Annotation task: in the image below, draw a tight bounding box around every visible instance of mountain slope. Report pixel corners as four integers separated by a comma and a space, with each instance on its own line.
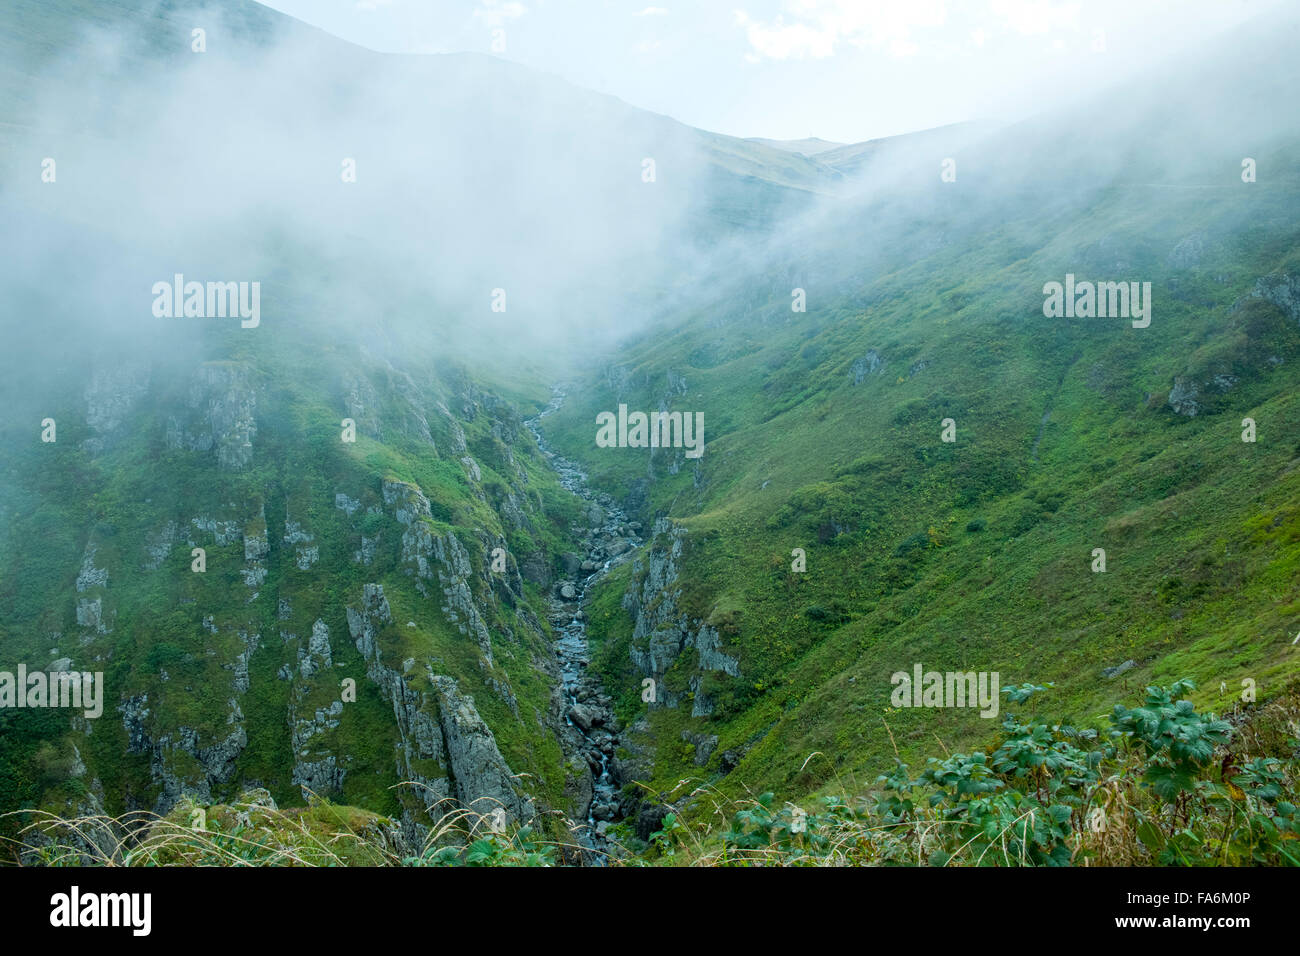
2, 0, 1298, 861
541, 12, 1300, 813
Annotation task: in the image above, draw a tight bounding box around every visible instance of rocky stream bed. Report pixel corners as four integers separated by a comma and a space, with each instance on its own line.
525, 387, 644, 863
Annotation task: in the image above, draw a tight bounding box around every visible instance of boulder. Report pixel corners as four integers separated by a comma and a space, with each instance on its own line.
1102, 659, 1136, 679
568, 704, 599, 733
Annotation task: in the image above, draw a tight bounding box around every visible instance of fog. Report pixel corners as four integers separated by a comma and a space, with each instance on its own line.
1, 0, 1297, 411
0, 1, 725, 395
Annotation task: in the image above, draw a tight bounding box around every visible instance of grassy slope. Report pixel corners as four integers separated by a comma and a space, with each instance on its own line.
546, 170, 1300, 809
0, 318, 587, 828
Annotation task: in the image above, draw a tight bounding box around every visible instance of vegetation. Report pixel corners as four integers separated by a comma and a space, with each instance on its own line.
10, 683, 1294, 866
547, 170, 1300, 814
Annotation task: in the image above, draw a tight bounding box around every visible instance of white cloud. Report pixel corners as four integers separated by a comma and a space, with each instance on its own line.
632, 6, 669, 16
987, 0, 1081, 36
473, 0, 528, 28
733, 1, 948, 60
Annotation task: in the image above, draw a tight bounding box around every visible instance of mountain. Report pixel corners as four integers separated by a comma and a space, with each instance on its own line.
1, 0, 1298, 865
747, 136, 846, 157
540, 13, 1300, 807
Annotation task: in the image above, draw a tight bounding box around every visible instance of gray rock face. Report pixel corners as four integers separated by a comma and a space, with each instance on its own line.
76, 597, 106, 633
521, 551, 551, 587
343, 372, 383, 440
232, 629, 260, 693
75, 545, 108, 592
1248, 273, 1300, 323
166, 364, 257, 471
604, 364, 634, 393
298, 619, 332, 678
291, 700, 346, 795
384, 479, 436, 579
118, 694, 248, 814
498, 492, 530, 532
1167, 232, 1206, 269
389, 366, 436, 448
1102, 659, 1136, 679
343, 583, 528, 833
850, 349, 884, 384
435, 402, 468, 455
346, 583, 394, 663
84, 363, 150, 454
681, 731, 719, 766
689, 674, 714, 717
687, 625, 740, 678
354, 535, 377, 566
430, 676, 529, 823
191, 515, 241, 546
622, 519, 741, 710
283, 513, 318, 569
143, 521, 178, 570
244, 510, 269, 561
240, 505, 271, 597
345, 584, 452, 831
429, 532, 495, 664
1168, 380, 1200, 417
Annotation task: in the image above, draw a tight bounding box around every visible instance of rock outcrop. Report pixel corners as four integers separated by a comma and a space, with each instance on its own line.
84, 363, 150, 454
1247, 272, 1300, 324
345, 583, 528, 839
166, 363, 257, 471
622, 519, 741, 712
849, 349, 885, 384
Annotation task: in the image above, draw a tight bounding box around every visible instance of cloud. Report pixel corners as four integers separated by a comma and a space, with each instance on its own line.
473, 0, 527, 28
987, 0, 1081, 36
734, 0, 948, 60
632, 6, 669, 15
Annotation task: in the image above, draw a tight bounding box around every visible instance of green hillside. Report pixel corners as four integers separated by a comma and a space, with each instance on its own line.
541, 31, 1300, 813
0, 0, 1297, 868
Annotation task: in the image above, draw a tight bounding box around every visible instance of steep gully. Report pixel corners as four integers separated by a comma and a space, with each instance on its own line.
525, 387, 643, 863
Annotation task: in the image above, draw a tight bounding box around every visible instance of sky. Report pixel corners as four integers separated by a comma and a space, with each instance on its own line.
254, 0, 1285, 144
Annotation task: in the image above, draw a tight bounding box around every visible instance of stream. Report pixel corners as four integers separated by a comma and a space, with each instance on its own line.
524, 386, 642, 864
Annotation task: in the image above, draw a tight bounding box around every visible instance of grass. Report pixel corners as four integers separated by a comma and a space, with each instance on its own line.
544, 168, 1300, 820
12, 683, 1295, 867
0, 328, 589, 839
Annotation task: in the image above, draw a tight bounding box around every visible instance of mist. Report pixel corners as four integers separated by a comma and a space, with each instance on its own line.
3, 0, 1297, 412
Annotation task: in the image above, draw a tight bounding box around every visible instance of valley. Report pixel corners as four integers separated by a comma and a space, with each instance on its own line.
527, 388, 641, 860
0, 0, 1297, 870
